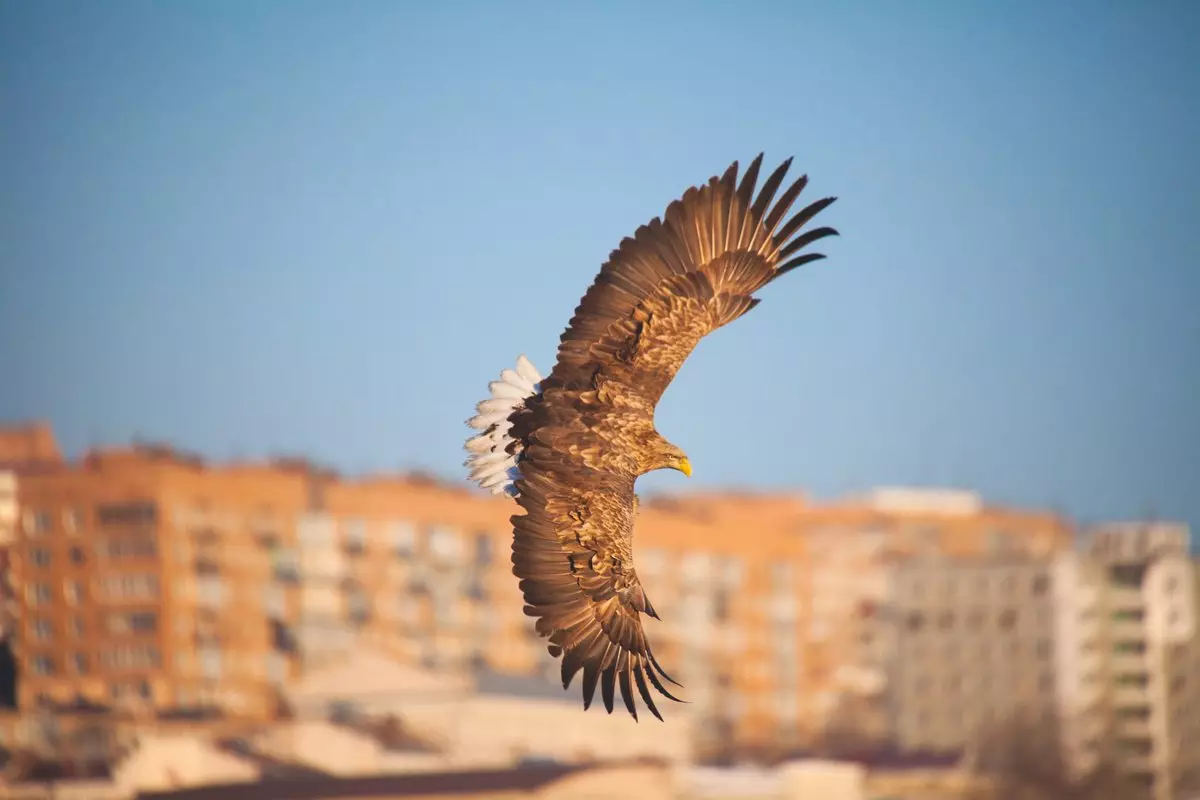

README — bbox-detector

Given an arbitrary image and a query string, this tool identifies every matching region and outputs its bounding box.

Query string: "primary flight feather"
[464,154,838,721]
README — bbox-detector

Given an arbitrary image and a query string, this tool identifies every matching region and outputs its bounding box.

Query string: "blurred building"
[795,487,1071,748]
[1083,522,1199,800]
[874,522,1198,800]
[881,555,1064,756]
[6,423,1078,763]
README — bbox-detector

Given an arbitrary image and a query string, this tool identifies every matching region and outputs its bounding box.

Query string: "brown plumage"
[463,154,837,720]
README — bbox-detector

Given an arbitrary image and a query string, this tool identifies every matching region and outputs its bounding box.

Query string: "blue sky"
[2,1,1198,532]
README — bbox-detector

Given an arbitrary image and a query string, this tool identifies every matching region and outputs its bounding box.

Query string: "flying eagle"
[464,154,838,720]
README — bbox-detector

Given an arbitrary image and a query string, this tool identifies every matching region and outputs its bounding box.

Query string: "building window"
[26,583,52,607]
[71,653,88,674]
[1032,574,1049,595]
[907,611,925,632]
[343,518,367,554]
[106,611,158,634]
[96,501,157,528]
[63,580,82,605]
[28,547,51,568]
[23,510,52,536]
[199,646,222,679]
[30,655,55,676]
[390,521,416,556]
[197,575,226,607]
[69,546,86,565]
[474,532,493,566]
[30,619,53,641]
[428,526,462,559]
[998,609,1018,630]
[100,644,161,670]
[63,508,82,533]
[98,535,157,559]
[70,616,84,637]
[97,573,160,601]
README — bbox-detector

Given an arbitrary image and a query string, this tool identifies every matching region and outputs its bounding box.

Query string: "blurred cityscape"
[0,420,1196,800]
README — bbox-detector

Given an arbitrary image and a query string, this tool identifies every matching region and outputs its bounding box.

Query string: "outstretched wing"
[542,153,839,405]
[511,445,682,721]
[509,155,837,720]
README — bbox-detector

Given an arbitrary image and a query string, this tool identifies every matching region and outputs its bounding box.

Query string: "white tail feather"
[463,354,543,498]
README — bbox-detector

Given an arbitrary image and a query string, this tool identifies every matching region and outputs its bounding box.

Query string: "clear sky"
[2,1,1198,533]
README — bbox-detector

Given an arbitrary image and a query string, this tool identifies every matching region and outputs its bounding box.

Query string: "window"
[343,518,366,554]
[98,535,157,559]
[30,619,53,641]
[28,547,51,568]
[31,655,55,675]
[129,611,158,632]
[69,546,86,565]
[907,611,926,632]
[390,521,416,556]
[429,526,462,559]
[71,653,88,674]
[713,588,730,623]
[63,580,82,605]
[197,575,226,607]
[1032,574,1049,595]
[474,532,493,565]
[99,644,161,670]
[23,510,52,536]
[63,508,82,533]
[70,616,84,637]
[26,583,52,606]
[97,573,160,601]
[95,501,157,528]
[998,609,1018,630]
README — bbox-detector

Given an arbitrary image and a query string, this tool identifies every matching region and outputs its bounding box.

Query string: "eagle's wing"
[543,153,838,404]
[509,155,837,720]
[512,446,681,721]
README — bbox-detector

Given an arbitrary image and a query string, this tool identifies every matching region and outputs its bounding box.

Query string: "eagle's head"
[645,433,692,478]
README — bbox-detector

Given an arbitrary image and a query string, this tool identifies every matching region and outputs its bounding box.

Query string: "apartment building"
[6,424,1078,762]
[1084,522,1199,800]
[881,555,1070,756]
[800,487,1073,747]
[876,522,1198,800]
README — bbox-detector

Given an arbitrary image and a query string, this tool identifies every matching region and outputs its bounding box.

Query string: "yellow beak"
[678,457,692,478]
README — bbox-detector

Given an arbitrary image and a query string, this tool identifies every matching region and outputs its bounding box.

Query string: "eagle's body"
[464,154,837,721]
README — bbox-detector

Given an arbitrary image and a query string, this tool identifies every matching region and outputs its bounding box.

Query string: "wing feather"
[544,154,838,396]
[510,453,679,721]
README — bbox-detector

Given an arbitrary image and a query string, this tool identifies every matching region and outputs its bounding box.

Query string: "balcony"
[1109,586,1145,610]
[1113,684,1153,708]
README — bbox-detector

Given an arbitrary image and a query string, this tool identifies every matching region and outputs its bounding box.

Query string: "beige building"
[882,555,1064,756]
[1083,522,1198,800]
[877,522,1198,800]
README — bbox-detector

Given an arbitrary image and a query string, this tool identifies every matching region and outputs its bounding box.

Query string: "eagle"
[464,154,837,721]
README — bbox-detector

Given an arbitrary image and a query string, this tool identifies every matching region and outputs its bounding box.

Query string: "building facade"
[876,522,1198,800]
[1084,523,1199,800]
[6,425,1079,762]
